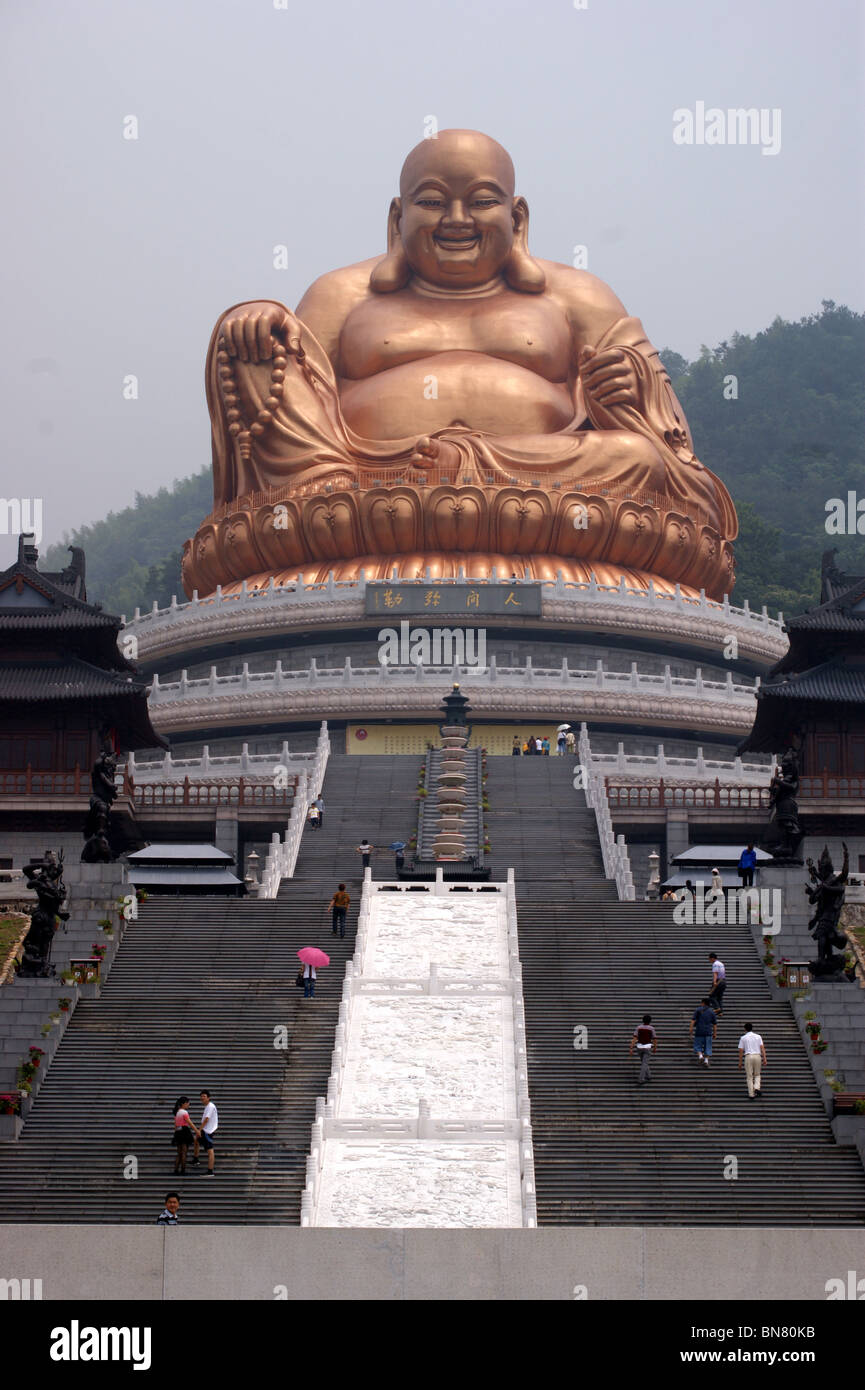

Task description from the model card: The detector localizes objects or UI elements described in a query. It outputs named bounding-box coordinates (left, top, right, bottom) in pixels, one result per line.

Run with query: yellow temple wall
left=346, top=722, right=569, bottom=756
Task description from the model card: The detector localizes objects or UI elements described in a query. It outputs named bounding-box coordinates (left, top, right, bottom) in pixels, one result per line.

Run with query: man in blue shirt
left=689, top=998, right=718, bottom=1067
left=738, top=842, right=757, bottom=887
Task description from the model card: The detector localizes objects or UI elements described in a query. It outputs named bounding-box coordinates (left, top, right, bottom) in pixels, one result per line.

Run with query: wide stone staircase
left=2, top=750, right=862, bottom=1227
left=0, top=755, right=418, bottom=1224
left=486, top=753, right=865, bottom=1225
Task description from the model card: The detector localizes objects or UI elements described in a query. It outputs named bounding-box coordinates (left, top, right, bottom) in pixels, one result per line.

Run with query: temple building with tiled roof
left=741, top=550, right=865, bottom=806
left=0, top=533, right=164, bottom=815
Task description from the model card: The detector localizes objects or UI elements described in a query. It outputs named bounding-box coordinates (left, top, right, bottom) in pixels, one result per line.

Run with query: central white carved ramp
left=303, top=870, right=537, bottom=1227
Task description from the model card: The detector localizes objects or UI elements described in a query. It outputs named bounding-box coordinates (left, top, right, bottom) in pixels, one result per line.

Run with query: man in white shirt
left=737, top=1024, right=767, bottom=1098
left=708, top=953, right=726, bottom=1014
left=193, top=1090, right=219, bottom=1173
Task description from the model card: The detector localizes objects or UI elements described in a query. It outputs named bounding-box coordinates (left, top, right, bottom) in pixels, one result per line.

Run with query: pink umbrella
left=297, top=947, right=330, bottom=968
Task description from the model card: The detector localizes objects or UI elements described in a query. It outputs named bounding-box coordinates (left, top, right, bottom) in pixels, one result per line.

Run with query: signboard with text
left=364, top=582, right=542, bottom=618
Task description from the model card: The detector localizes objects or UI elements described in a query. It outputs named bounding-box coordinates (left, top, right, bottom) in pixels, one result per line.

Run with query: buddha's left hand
left=578, top=346, right=640, bottom=410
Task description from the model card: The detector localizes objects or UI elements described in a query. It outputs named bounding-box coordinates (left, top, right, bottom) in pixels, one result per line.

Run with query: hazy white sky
left=1, top=0, right=863, bottom=556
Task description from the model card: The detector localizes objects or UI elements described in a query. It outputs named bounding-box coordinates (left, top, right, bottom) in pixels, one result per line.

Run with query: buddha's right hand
left=220, top=302, right=303, bottom=364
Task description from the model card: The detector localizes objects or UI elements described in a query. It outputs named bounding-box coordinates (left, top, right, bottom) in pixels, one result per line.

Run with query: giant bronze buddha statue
left=183, top=130, right=736, bottom=598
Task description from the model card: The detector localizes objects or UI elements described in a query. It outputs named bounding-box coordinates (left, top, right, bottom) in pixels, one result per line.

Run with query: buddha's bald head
left=369, top=128, right=543, bottom=294
left=399, top=129, right=516, bottom=200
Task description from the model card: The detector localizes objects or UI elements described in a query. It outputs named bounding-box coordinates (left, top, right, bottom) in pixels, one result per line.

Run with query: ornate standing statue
left=762, top=747, right=805, bottom=862
left=805, top=844, right=852, bottom=980
left=19, top=851, right=69, bottom=977
left=81, top=745, right=119, bottom=862
left=183, top=129, right=737, bottom=598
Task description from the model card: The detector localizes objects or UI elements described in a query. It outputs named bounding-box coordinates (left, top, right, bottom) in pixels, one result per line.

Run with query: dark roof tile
left=0, top=660, right=148, bottom=702
left=759, top=662, right=865, bottom=703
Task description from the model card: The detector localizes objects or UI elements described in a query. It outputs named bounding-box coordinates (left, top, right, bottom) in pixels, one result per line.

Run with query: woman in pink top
left=172, top=1095, right=199, bottom=1175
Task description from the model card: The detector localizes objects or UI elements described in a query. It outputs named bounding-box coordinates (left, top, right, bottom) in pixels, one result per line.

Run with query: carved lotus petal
left=428, top=488, right=485, bottom=552
left=492, top=490, right=552, bottom=554
left=363, top=489, right=421, bottom=554
left=656, top=513, right=698, bottom=584
left=603, top=503, right=663, bottom=569
left=303, top=496, right=360, bottom=560
left=217, top=513, right=265, bottom=581
left=551, top=492, right=613, bottom=559
left=258, top=500, right=308, bottom=567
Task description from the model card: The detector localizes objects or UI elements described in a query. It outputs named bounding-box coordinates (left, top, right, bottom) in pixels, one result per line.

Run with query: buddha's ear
left=370, top=197, right=410, bottom=293
left=505, top=196, right=546, bottom=294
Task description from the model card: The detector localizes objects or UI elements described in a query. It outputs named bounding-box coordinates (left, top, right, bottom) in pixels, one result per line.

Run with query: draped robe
left=206, top=303, right=737, bottom=541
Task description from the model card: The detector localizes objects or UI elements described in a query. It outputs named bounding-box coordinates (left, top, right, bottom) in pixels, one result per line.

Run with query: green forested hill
left=42, top=469, right=212, bottom=618
left=661, top=300, right=864, bottom=613
left=43, top=301, right=863, bottom=618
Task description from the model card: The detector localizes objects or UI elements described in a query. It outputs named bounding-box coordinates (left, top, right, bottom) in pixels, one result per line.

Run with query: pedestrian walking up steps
left=485, top=753, right=865, bottom=1225
left=0, top=755, right=418, bottom=1224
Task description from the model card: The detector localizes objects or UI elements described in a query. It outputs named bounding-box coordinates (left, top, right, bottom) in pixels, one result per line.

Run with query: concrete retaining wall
left=1, top=1225, right=863, bottom=1300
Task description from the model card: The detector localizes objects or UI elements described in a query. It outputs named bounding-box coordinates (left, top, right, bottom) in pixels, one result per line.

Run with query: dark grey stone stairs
left=2, top=751, right=861, bottom=1227
left=485, top=753, right=865, bottom=1226
left=0, top=755, right=419, bottom=1224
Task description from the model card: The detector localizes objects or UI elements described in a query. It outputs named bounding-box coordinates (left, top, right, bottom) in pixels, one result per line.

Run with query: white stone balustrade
left=586, top=742, right=771, bottom=784
left=122, top=571, right=785, bottom=658
left=257, top=724, right=330, bottom=898
left=580, top=723, right=635, bottom=901
left=124, top=741, right=320, bottom=784
left=147, top=658, right=759, bottom=706
left=304, top=869, right=537, bottom=1228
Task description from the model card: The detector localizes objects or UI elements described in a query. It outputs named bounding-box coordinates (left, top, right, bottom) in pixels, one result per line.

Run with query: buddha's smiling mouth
left=433, top=234, right=480, bottom=249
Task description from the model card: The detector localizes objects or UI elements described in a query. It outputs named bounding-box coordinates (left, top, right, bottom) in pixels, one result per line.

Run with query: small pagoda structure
left=431, top=684, right=474, bottom=861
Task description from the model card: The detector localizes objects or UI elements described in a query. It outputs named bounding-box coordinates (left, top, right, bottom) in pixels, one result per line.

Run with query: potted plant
left=58, top=997, right=71, bottom=1013
left=59, top=970, right=74, bottom=986
left=91, top=943, right=108, bottom=961
left=0, top=1092, right=21, bottom=1137
left=832, top=1093, right=865, bottom=1116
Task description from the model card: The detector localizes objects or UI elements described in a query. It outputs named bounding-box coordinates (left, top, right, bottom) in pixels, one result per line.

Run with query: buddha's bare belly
left=339, top=352, right=574, bottom=440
